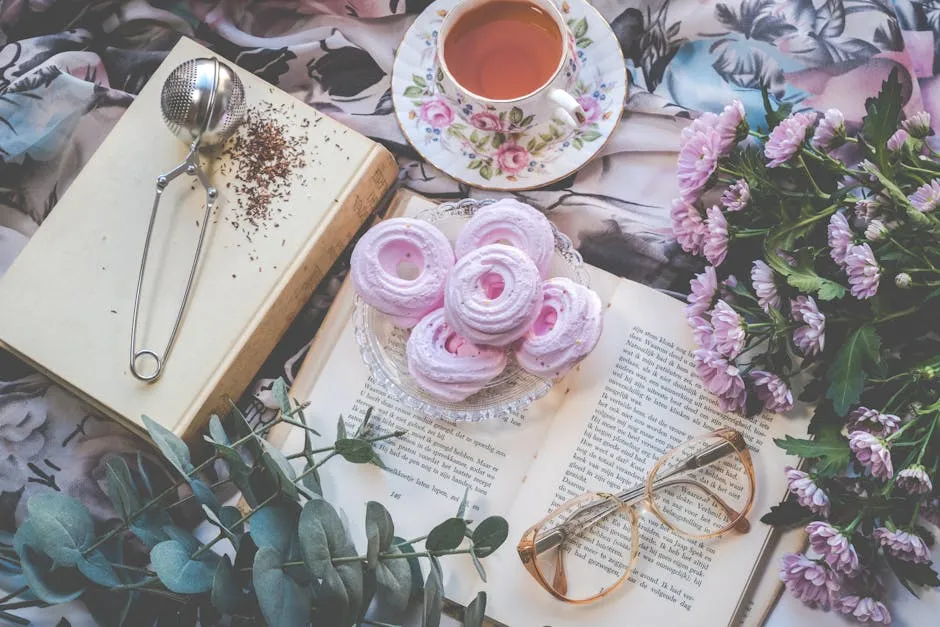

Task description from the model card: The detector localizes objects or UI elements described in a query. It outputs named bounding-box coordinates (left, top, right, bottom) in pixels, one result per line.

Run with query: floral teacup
left=436, top=0, right=585, bottom=133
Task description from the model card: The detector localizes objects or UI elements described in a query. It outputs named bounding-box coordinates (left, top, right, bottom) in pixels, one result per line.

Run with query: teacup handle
left=548, top=89, right=586, bottom=127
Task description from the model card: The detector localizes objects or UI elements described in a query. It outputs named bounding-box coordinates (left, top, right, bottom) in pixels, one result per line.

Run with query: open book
left=274, top=192, right=809, bottom=626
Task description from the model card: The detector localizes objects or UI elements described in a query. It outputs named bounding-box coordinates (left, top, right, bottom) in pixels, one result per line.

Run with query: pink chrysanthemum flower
left=873, top=527, right=930, bottom=563
left=765, top=111, right=817, bottom=167
left=679, top=112, right=719, bottom=149
left=845, top=243, right=880, bottom=299
left=750, top=259, right=780, bottom=312
left=750, top=370, right=793, bottom=413
left=709, top=300, right=746, bottom=358
left=721, top=179, right=750, bottom=212
left=902, top=110, right=932, bottom=138
left=838, top=596, right=892, bottom=624
left=791, top=295, right=826, bottom=357
left=677, top=128, right=722, bottom=202
left=806, top=521, right=859, bottom=575
left=828, top=212, right=853, bottom=269
left=687, top=266, right=718, bottom=318
left=693, top=348, right=746, bottom=413
left=703, top=205, right=729, bottom=266
left=785, top=466, right=830, bottom=516
left=887, top=128, right=909, bottom=153
left=909, top=179, right=940, bottom=213
left=779, top=553, right=839, bottom=610
left=812, top=109, right=846, bottom=151
left=896, top=465, right=933, bottom=495
left=670, top=198, right=706, bottom=254
left=849, top=431, right=893, bottom=480
left=848, top=407, right=900, bottom=436
left=688, top=315, right=714, bottom=350
left=716, top=100, right=748, bottom=153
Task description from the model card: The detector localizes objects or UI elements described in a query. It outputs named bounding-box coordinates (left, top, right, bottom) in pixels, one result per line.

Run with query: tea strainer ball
left=130, top=57, right=246, bottom=383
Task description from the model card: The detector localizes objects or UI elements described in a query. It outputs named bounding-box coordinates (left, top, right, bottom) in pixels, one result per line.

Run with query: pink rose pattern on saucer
left=401, top=11, right=616, bottom=184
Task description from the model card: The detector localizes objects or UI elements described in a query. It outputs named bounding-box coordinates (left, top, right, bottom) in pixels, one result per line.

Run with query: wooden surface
left=0, top=37, right=397, bottom=440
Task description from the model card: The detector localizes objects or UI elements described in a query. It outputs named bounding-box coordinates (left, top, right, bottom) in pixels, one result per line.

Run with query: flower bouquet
left=671, top=71, right=940, bottom=623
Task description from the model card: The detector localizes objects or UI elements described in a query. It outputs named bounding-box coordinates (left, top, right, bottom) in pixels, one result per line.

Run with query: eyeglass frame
left=516, top=427, right=757, bottom=605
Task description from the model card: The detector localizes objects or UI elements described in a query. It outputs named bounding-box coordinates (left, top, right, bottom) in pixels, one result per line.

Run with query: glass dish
left=353, top=198, right=589, bottom=422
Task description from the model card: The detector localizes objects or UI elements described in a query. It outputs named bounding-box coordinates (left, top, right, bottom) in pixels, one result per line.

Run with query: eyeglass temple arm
left=532, top=439, right=743, bottom=555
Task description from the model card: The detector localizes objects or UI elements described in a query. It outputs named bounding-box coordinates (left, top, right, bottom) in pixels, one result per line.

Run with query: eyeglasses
left=516, top=428, right=756, bottom=604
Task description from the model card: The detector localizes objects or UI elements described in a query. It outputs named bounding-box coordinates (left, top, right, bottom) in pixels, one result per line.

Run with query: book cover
left=0, top=37, right=398, bottom=440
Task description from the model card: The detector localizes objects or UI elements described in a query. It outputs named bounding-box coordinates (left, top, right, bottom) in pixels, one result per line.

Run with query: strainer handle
left=130, top=144, right=217, bottom=382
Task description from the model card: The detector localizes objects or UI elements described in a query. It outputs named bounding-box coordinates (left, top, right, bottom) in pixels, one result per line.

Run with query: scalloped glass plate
left=353, top=199, right=588, bottom=422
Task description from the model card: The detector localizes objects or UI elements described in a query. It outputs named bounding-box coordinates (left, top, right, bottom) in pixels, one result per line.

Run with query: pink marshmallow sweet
left=444, top=244, right=543, bottom=346
left=516, top=277, right=603, bottom=379
left=406, top=309, right=508, bottom=402
left=454, top=199, right=554, bottom=276
left=350, top=218, right=455, bottom=328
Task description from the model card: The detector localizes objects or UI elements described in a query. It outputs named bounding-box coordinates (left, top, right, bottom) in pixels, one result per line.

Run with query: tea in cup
left=437, top=0, right=585, bottom=130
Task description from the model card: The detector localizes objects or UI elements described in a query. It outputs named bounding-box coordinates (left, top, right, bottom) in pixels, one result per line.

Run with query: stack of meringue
left=350, top=199, right=604, bottom=402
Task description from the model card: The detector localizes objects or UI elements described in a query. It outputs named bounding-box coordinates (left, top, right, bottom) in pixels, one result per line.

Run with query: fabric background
left=0, top=0, right=935, bottom=616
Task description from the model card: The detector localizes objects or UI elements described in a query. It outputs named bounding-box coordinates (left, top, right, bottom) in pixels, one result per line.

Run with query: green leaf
left=785, top=266, right=846, bottom=301
left=252, top=547, right=312, bottom=627
left=190, top=478, right=221, bottom=513
left=336, top=438, right=374, bottom=463
left=576, top=36, right=593, bottom=48
left=479, top=165, right=493, bottom=180
left=509, top=107, right=524, bottom=125
left=572, top=16, right=588, bottom=38
left=759, top=497, right=814, bottom=528
left=250, top=502, right=299, bottom=556
left=463, top=591, right=487, bottom=627
left=571, top=137, right=584, bottom=150
left=427, top=518, right=467, bottom=552
left=825, top=325, right=882, bottom=416
left=272, top=378, right=292, bottom=416
left=355, top=407, right=374, bottom=438
left=470, top=551, right=487, bottom=582
left=205, top=436, right=251, bottom=479
left=491, top=132, right=506, bottom=148
left=760, top=82, right=793, bottom=130
left=520, top=114, right=535, bottom=127
left=862, top=68, right=902, bottom=170
left=218, top=505, right=245, bottom=538
left=136, top=452, right=155, bottom=499
left=260, top=439, right=299, bottom=500
left=208, top=414, right=229, bottom=445
left=422, top=563, right=443, bottom=627
left=211, top=555, right=240, bottom=615
left=404, top=86, right=423, bottom=98
left=336, top=415, right=348, bottom=441
left=105, top=457, right=142, bottom=523
left=375, top=546, right=412, bottom=612
left=317, top=566, right=352, bottom=623
left=142, top=415, right=194, bottom=476
left=471, top=517, right=509, bottom=557
left=393, top=536, right=424, bottom=598
left=151, top=540, right=215, bottom=594
left=886, top=555, right=940, bottom=597
left=76, top=551, right=120, bottom=587
left=365, top=501, right=394, bottom=569
left=456, top=488, right=469, bottom=519
left=774, top=425, right=850, bottom=476
left=301, top=461, right=323, bottom=496
left=298, top=499, right=357, bottom=578
left=413, top=74, right=427, bottom=87
left=26, top=492, right=94, bottom=567
left=468, top=159, right=483, bottom=170
left=14, top=522, right=85, bottom=604
left=335, top=562, right=364, bottom=625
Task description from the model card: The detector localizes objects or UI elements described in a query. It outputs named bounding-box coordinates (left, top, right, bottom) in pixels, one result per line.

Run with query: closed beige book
left=0, top=37, right=398, bottom=440
left=276, top=190, right=805, bottom=626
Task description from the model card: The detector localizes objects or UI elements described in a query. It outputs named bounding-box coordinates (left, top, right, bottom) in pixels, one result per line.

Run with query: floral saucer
left=392, top=0, right=627, bottom=191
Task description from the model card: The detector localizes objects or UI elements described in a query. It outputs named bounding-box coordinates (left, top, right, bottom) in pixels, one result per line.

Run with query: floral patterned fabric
left=0, top=0, right=934, bottom=584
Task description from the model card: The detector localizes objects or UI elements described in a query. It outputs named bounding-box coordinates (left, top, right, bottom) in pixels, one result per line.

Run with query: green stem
left=395, top=534, right=428, bottom=547
left=886, top=416, right=922, bottom=442
left=165, top=477, right=233, bottom=510
left=295, top=451, right=338, bottom=482
left=798, top=155, right=826, bottom=197
left=191, top=492, right=280, bottom=560
left=843, top=510, right=866, bottom=535
left=916, top=417, right=937, bottom=465
left=874, top=306, right=919, bottom=325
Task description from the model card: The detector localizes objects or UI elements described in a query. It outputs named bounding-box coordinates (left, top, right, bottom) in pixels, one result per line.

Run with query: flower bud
left=902, top=111, right=933, bottom=139
left=865, top=219, right=887, bottom=241
left=895, top=272, right=912, bottom=288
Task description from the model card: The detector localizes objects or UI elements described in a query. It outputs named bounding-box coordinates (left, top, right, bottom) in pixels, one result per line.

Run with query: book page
left=463, top=278, right=809, bottom=627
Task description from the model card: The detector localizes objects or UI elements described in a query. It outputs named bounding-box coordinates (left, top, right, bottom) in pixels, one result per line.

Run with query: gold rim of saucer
left=391, top=0, right=628, bottom=192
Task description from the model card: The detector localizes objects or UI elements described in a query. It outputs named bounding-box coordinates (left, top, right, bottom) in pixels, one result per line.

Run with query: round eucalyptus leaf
left=393, top=536, right=424, bottom=598
left=207, top=415, right=229, bottom=445
left=13, top=522, right=85, bottom=604
left=142, top=415, right=194, bottom=476
left=471, top=517, right=509, bottom=558
left=422, top=563, right=443, bottom=627
left=316, top=566, right=350, bottom=625
left=426, top=518, right=467, bottom=552
left=374, top=546, right=412, bottom=612
left=298, top=499, right=355, bottom=578
left=249, top=502, right=299, bottom=556
left=26, top=492, right=94, bottom=567
left=105, top=457, right=142, bottom=522
left=219, top=505, right=245, bottom=537
left=150, top=540, right=215, bottom=594
left=252, top=546, right=312, bottom=627
left=335, top=562, right=364, bottom=626
left=189, top=478, right=221, bottom=514
left=129, top=511, right=171, bottom=549
left=463, top=591, right=487, bottom=627
left=260, top=439, right=299, bottom=500
left=335, top=438, right=373, bottom=464
left=365, top=501, right=394, bottom=569
left=272, top=378, right=293, bottom=416
left=77, top=551, right=121, bottom=587
left=210, top=555, right=240, bottom=615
